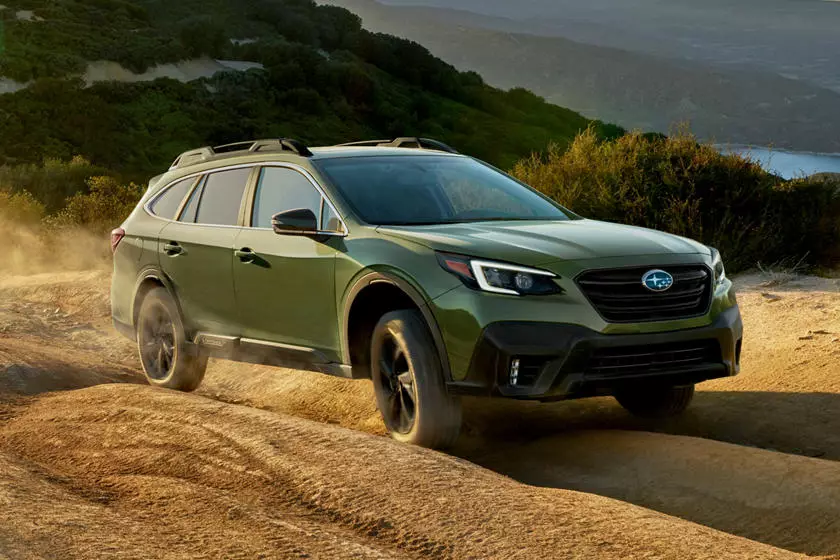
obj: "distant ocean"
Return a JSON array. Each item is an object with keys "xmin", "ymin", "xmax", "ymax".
[{"xmin": 719, "ymin": 146, "xmax": 840, "ymax": 180}]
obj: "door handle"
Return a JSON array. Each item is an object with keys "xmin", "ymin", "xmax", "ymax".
[
  {"xmin": 235, "ymin": 247, "xmax": 255, "ymax": 263},
  {"xmin": 163, "ymin": 242, "xmax": 182, "ymax": 256}
]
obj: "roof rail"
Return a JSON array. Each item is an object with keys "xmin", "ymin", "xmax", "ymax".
[
  {"xmin": 247, "ymin": 138, "xmax": 313, "ymax": 157},
  {"xmin": 169, "ymin": 147, "xmax": 215, "ymax": 170},
  {"xmin": 337, "ymin": 137, "xmax": 459, "ymax": 154},
  {"xmin": 169, "ymin": 138, "xmax": 313, "ymax": 170}
]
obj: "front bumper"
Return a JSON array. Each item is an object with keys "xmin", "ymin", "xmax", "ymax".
[{"xmin": 447, "ymin": 305, "xmax": 742, "ymax": 400}]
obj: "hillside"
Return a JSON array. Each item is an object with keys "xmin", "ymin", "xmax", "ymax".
[
  {"xmin": 0, "ymin": 0, "xmax": 619, "ymax": 175},
  {"xmin": 0, "ymin": 263, "xmax": 840, "ymax": 557},
  {"xmin": 322, "ymin": 0, "xmax": 840, "ymax": 153}
]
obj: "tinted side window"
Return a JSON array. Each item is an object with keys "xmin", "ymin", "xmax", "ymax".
[
  {"xmin": 320, "ymin": 203, "xmax": 343, "ymax": 233},
  {"xmin": 179, "ymin": 176, "xmax": 205, "ymax": 223},
  {"xmin": 252, "ymin": 167, "xmax": 323, "ymax": 228},
  {"xmin": 149, "ymin": 178, "xmax": 195, "ymax": 219},
  {"xmin": 195, "ymin": 168, "xmax": 252, "ymax": 226}
]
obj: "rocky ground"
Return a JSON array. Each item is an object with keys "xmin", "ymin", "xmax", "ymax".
[{"xmin": 0, "ymin": 269, "xmax": 838, "ymax": 558}]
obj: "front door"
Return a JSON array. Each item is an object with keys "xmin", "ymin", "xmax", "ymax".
[
  {"xmin": 233, "ymin": 165, "xmax": 343, "ymax": 360},
  {"xmin": 159, "ymin": 166, "xmax": 254, "ymax": 336}
]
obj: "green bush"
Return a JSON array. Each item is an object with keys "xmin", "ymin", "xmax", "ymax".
[
  {"xmin": 47, "ymin": 175, "xmax": 144, "ymax": 233},
  {"xmin": 0, "ymin": 156, "xmax": 109, "ymax": 212},
  {"xmin": 0, "ymin": 189, "xmax": 46, "ymax": 224},
  {"xmin": 512, "ymin": 129, "xmax": 840, "ymax": 271},
  {"xmin": 0, "ymin": 0, "xmax": 603, "ymax": 175}
]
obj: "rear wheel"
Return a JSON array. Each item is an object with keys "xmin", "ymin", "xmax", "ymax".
[
  {"xmin": 136, "ymin": 287, "xmax": 207, "ymax": 392},
  {"xmin": 615, "ymin": 384, "xmax": 695, "ymax": 418},
  {"xmin": 370, "ymin": 310, "xmax": 462, "ymax": 449}
]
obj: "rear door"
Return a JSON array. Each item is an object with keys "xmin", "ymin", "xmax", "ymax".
[
  {"xmin": 159, "ymin": 166, "xmax": 255, "ymax": 336},
  {"xmin": 232, "ymin": 165, "xmax": 344, "ymax": 359}
]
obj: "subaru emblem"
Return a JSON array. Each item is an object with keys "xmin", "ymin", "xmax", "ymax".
[{"xmin": 642, "ymin": 269, "xmax": 674, "ymax": 292}]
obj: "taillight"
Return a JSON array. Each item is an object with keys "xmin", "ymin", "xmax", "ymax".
[{"xmin": 110, "ymin": 227, "xmax": 126, "ymax": 254}]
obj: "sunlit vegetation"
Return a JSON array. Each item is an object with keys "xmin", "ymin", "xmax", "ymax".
[
  {"xmin": 0, "ymin": 0, "xmax": 619, "ymax": 175},
  {"xmin": 513, "ymin": 129, "xmax": 840, "ymax": 270},
  {"xmin": 2, "ymin": 0, "xmax": 835, "ymax": 271}
]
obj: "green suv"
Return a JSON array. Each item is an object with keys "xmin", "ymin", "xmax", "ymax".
[{"xmin": 111, "ymin": 137, "xmax": 742, "ymax": 449}]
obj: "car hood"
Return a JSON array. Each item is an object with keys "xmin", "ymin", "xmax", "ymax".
[{"xmin": 377, "ymin": 219, "xmax": 709, "ymax": 266}]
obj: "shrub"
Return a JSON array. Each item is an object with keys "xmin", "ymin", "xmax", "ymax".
[
  {"xmin": 47, "ymin": 175, "xmax": 144, "ymax": 233},
  {"xmin": 512, "ymin": 129, "xmax": 840, "ymax": 271},
  {"xmin": 0, "ymin": 186, "xmax": 109, "ymax": 274},
  {"xmin": 0, "ymin": 156, "xmax": 108, "ymax": 212},
  {"xmin": 0, "ymin": 189, "xmax": 46, "ymax": 224}
]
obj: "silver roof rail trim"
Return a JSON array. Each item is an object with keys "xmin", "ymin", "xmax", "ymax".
[
  {"xmin": 336, "ymin": 137, "xmax": 459, "ymax": 154},
  {"xmin": 169, "ymin": 147, "xmax": 214, "ymax": 170},
  {"xmin": 169, "ymin": 139, "xmax": 312, "ymax": 170}
]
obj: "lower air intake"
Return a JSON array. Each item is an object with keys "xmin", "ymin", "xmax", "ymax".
[{"xmin": 586, "ymin": 340, "xmax": 722, "ymax": 379}]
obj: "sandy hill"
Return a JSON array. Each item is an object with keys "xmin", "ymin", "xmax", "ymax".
[{"xmin": 0, "ymin": 270, "xmax": 838, "ymax": 558}]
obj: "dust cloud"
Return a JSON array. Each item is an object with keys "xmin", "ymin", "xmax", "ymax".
[{"xmin": 0, "ymin": 211, "xmax": 111, "ymax": 275}]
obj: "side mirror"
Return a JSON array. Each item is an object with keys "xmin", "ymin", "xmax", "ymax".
[{"xmin": 271, "ymin": 208, "xmax": 318, "ymax": 235}]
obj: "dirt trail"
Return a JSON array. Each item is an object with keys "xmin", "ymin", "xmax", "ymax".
[
  {"xmin": 0, "ymin": 385, "xmax": 807, "ymax": 559},
  {"xmin": 0, "ymin": 270, "xmax": 839, "ymax": 558},
  {"xmin": 471, "ymin": 431, "xmax": 840, "ymax": 556}
]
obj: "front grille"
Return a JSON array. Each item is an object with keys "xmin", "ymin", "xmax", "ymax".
[
  {"xmin": 586, "ymin": 340, "xmax": 721, "ymax": 379},
  {"xmin": 576, "ymin": 265, "xmax": 712, "ymax": 323}
]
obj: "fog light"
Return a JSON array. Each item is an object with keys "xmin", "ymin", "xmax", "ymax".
[{"xmin": 510, "ymin": 358, "xmax": 520, "ymax": 386}]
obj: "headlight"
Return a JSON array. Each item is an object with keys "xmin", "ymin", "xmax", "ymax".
[
  {"xmin": 437, "ymin": 253, "xmax": 562, "ymax": 296},
  {"xmin": 710, "ymin": 247, "xmax": 726, "ymax": 287}
]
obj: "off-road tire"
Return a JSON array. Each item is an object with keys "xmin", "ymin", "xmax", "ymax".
[
  {"xmin": 136, "ymin": 287, "xmax": 207, "ymax": 392},
  {"xmin": 615, "ymin": 384, "xmax": 695, "ymax": 418},
  {"xmin": 370, "ymin": 310, "xmax": 462, "ymax": 449}
]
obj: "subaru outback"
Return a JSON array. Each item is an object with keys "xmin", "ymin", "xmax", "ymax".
[{"xmin": 111, "ymin": 137, "xmax": 743, "ymax": 449}]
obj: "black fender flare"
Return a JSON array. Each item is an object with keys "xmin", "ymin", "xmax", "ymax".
[
  {"xmin": 340, "ymin": 271, "xmax": 452, "ymax": 381},
  {"xmin": 130, "ymin": 267, "xmax": 182, "ymax": 328}
]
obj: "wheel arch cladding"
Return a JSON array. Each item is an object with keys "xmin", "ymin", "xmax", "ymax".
[
  {"xmin": 342, "ymin": 272, "xmax": 452, "ymax": 381},
  {"xmin": 132, "ymin": 272, "xmax": 180, "ymax": 331}
]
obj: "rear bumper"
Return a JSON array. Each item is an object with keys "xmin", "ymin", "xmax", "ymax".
[{"xmin": 447, "ymin": 305, "xmax": 742, "ymax": 400}]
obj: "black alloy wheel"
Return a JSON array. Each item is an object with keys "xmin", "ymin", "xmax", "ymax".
[
  {"xmin": 370, "ymin": 310, "xmax": 462, "ymax": 449},
  {"xmin": 139, "ymin": 302, "xmax": 176, "ymax": 380},
  {"xmin": 376, "ymin": 332, "xmax": 418, "ymax": 434}
]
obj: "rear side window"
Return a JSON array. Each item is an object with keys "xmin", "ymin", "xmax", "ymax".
[
  {"xmin": 149, "ymin": 178, "xmax": 195, "ymax": 219},
  {"xmin": 252, "ymin": 167, "xmax": 323, "ymax": 228},
  {"xmin": 194, "ymin": 168, "xmax": 252, "ymax": 226},
  {"xmin": 179, "ymin": 176, "xmax": 205, "ymax": 223}
]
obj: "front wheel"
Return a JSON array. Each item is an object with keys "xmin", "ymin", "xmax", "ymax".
[
  {"xmin": 370, "ymin": 310, "xmax": 462, "ymax": 449},
  {"xmin": 136, "ymin": 287, "xmax": 207, "ymax": 392},
  {"xmin": 615, "ymin": 384, "xmax": 695, "ymax": 418}
]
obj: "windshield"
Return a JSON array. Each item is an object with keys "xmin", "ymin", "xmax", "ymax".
[{"xmin": 316, "ymin": 155, "xmax": 573, "ymax": 226}]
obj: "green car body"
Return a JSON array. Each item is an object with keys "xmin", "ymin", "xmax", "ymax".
[{"xmin": 111, "ymin": 138, "xmax": 742, "ymax": 447}]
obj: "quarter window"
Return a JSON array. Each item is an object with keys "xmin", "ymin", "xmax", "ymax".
[
  {"xmin": 179, "ymin": 176, "xmax": 205, "ymax": 223},
  {"xmin": 320, "ymin": 202, "xmax": 343, "ymax": 233},
  {"xmin": 252, "ymin": 167, "xmax": 324, "ymax": 229},
  {"xmin": 194, "ymin": 168, "xmax": 252, "ymax": 226},
  {"xmin": 149, "ymin": 177, "xmax": 195, "ymax": 219}
]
